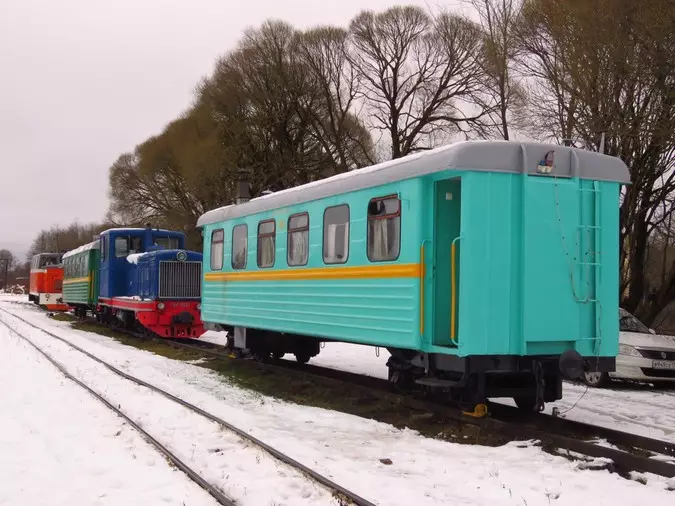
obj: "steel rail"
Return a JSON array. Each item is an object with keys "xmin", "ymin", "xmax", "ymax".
[
  {"xmin": 0, "ymin": 307, "xmax": 376, "ymax": 506},
  {"xmin": 0, "ymin": 317, "xmax": 236, "ymax": 506},
  {"xmin": 160, "ymin": 337, "xmax": 675, "ymax": 479}
]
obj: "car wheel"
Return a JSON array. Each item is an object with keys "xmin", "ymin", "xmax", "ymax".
[{"xmin": 583, "ymin": 371, "xmax": 608, "ymax": 388}]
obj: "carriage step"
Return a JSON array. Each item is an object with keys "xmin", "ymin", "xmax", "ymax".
[{"xmin": 415, "ymin": 377, "xmax": 461, "ymax": 388}]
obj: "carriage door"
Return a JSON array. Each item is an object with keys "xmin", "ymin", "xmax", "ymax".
[{"xmin": 433, "ymin": 178, "xmax": 461, "ymax": 347}]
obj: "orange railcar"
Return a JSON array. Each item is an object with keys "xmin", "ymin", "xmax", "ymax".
[{"xmin": 29, "ymin": 253, "xmax": 68, "ymax": 311}]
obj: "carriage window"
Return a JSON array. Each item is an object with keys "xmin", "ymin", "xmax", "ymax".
[
  {"xmin": 367, "ymin": 196, "xmax": 401, "ymax": 262},
  {"xmin": 287, "ymin": 213, "xmax": 309, "ymax": 266},
  {"xmin": 232, "ymin": 224, "xmax": 248, "ymax": 270},
  {"xmin": 210, "ymin": 229, "xmax": 224, "ymax": 271},
  {"xmin": 257, "ymin": 220, "xmax": 276, "ymax": 268},
  {"xmin": 114, "ymin": 237, "xmax": 128, "ymax": 257},
  {"xmin": 323, "ymin": 205, "xmax": 349, "ymax": 264}
]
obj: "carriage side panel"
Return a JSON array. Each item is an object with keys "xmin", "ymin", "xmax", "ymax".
[{"xmin": 202, "ymin": 180, "xmax": 424, "ymax": 350}]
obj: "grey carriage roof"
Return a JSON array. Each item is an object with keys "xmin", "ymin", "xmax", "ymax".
[
  {"xmin": 62, "ymin": 239, "xmax": 100, "ymax": 260},
  {"xmin": 197, "ymin": 140, "xmax": 631, "ymax": 226}
]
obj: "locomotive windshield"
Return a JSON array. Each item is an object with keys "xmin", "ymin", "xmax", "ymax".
[
  {"xmin": 39, "ymin": 254, "xmax": 61, "ymax": 268},
  {"xmin": 154, "ymin": 237, "xmax": 180, "ymax": 250}
]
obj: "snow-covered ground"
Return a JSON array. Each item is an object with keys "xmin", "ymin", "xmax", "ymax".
[
  {"xmin": 0, "ymin": 316, "xmax": 217, "ymax": 506},
  {"xmin": 2, "ymin": 294, "xmax": 674, "ymax": 505},
  {"xmin": 204, "ymin": 330, "xmax": 675, "ymax": 443}
]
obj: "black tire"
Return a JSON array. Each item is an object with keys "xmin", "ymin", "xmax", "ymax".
[{"xmin": 582, "ymin": 371, "xmax": 609, "ymax": 388}]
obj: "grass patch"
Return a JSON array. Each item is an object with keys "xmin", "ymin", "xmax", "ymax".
[
  {"xmin": 64, "ymin": 320, "xmax": 508, "ymax": 446},
  {"xmin": 70, "ymin": 321, "xmax": 205, "ymax": 361},
  {"xmin": 49, "ymin": 312, "xmax": 77, "ymax": 322}
]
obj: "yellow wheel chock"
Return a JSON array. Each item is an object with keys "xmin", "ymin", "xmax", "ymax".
[{"xmin": 463, "ymin": 403, "xmax": 488, "ymax": 418}]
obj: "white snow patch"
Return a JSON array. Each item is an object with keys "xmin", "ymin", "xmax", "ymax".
[
  {"xmin": 126, "ymin": 253, "xmax": 146, "ymax": 264},
  {"xmin": 2, "ymin": 296, "xmax": 674, "ymax": 503},
  {"xmin": 0, "ymin": 321, "xmax": 217, "ymax": 506}
]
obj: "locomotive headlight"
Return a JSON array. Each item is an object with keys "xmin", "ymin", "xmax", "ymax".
[
  {"xmin": 197, "ymin": 303, "xmax": 201, "ymax": 310},
  {"xmin": 157, "ymin": 302, "xmax": 166, "ymax": 310}
]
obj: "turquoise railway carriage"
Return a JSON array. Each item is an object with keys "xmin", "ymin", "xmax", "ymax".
[{"xmin": 197, "ymin": 140, "xmax": 630, "ymax": 411}]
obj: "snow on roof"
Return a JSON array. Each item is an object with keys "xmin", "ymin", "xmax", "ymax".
[
  {"xmin": 101, "ymin": 228, "xmax": 178, "ymax": 234},
  {"xmin": 197, "ymin": 140, "xmax": 631, "ymax": 226},
  {"xmin": 62, "ymin": 240, "xmax": 100, "ymax": 260}
]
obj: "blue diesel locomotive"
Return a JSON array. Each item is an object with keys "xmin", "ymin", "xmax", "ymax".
[{"xmin": 62, "ymin": 226, "xmax": 205, "ymax": 338}]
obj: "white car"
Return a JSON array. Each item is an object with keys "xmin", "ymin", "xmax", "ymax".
[{"xmin": 583, "ymin": 308, "xmax": 675, "ymax": 387}]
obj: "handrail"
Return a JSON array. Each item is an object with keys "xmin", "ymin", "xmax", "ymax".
[
  {"xmin": 419, "ymin": 241, "xmax": 427, "ymax": 336},
  {"xmin": 450, "ymin": 236, "xmax": 462, "ymax": 345}
]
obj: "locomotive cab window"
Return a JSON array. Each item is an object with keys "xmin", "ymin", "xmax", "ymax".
[
  {"xmin": 257, "ymin": 220, "xmax": 276, "ymax": 268},
  {"xmin": 154, "ymin": 237, "xmax": 180, "ymax": 250},
  {"xmin": 232, "ymin": 224, "xmax": 248, "ymax": 270},
  {"xmin": 129, "ymin": 237, "xmax": 142, "ymax": 254},
  {"xmin": 115, "ymin": 236, "xmax": 142, "ymax": 257},
  {"xmin": 210, "ymin": 229, "xmax": 224, "ymax": 271},
  {"xmin": 288, "ymin": 213, "xmax": 309, "ymax": 266},
  {"xmin": 323, "ymin": 204, "xmax": 349, "ymax": 264},
  {"xmin": 114, "ymin": 237, "xmax": 127, "ymax": 257},
  {"xmin": 367, "ymin": 195, "xmax": 401, "ymax": 262}
]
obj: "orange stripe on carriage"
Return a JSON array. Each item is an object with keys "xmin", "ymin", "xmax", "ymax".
[{"xmin": 204, "ymin": 262, "xmax": 421, "ymax": 282}]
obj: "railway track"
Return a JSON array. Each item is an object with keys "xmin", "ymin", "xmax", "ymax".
[
  {"xmin": 163, "ymin": 337, "xmax": 675, "ymax": 480},
  {"xmin": 0, "ymin": 307, "xmax": 376, "ymax": 506},
  {"xmin": 6, "ymin": 303, "xmax": 675, "ymax": 482}
]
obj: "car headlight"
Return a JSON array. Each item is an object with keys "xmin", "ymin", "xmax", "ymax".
[
  {"xmin": 157, "ymin": 302, "xmax": 165, "ymax": 310},
  {"xmin": 619, "ymin": 344, "xmax": 642, "ymax": 357}
]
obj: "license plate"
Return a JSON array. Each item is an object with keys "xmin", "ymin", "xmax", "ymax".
[{"xmin": 652, "ymin": 360, "xmax": 675, "ymax": 370}]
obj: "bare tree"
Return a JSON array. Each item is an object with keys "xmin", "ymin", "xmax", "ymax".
[
  {"xmin": 199, "ymin": 20, "xmax": 374, "ymax": 193},
  {"xmin": 518, "ymin": 0, "xmax": 675, "ymax": 324},
  {"xmin": 468, "ymin": 0, "xmax": 524, "ymax": 139},
  {"xmin": 348, "ymin": 5, "xmax": 487, "ymax": 159},
  {"xmin": 0, "ymin": 249, "xmax": 14, "ymax": 291},
  {"xmin": 295, "ymin": 26, "xmax": 375, "ymax": 170},
  {"xmin": 27, "ymin": 222, "xmax": 109, "ymax": 258}
]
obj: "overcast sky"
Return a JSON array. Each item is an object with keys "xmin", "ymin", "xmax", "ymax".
[{"xmin": 0, "ymin": 0, "xmax": 467, "ymax": 259}]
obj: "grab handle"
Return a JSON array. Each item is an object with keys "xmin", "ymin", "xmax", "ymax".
[{"xmin": 450, "ymin": 236, "xmax": 462, "ymax": 345}]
